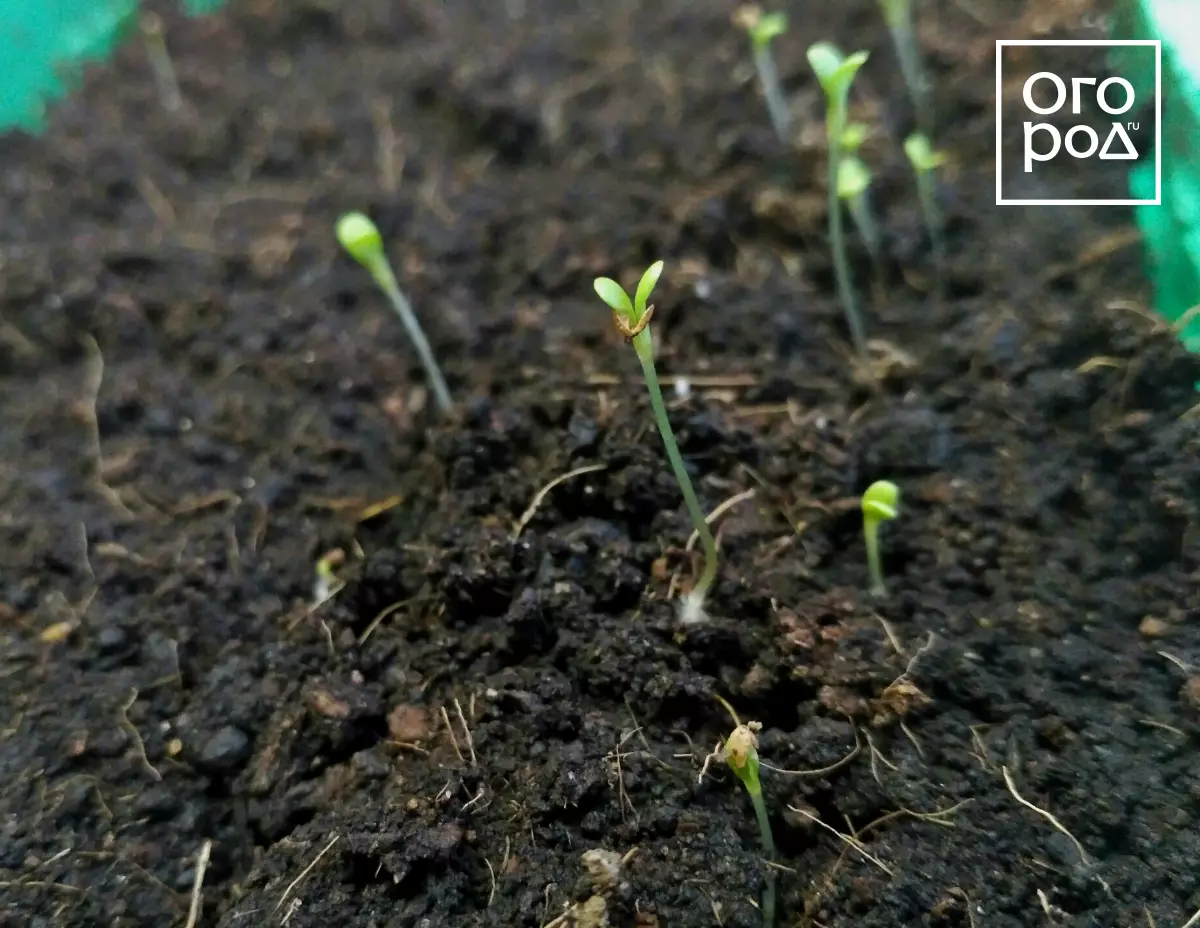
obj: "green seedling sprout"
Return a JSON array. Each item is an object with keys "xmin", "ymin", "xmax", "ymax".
[
  {"xmin": 878, "ymin": 0, "xmax": 933, "ymax": 137},
  {"xmin": 593, "ymin": 262, "xmax": 718, "ymax": 625},
  {"xmin": 807, "ymin": 42, "xmax": 870, "ymax": 362},
  {"xmin": 904, "ymin": 133, "xmax": 948, "ymax": 295},
  {"xmin": 840, "ymin": 121, "xmax": 870, "ymax": 155},
  {"xmin": 335, "ymin": 211, "xmax": 453, "ymax": 414},
  {"xmin": 735, "ymin": 5, "xmax": 791, "ymax": 145},
  {"xmin": 862, "ymin": 480, "xmax": 900, "ymax": 596},
  {"xmin": 836, "ymin": 155, "xmax": 883, "ymax": 290},
  {"xmin": 703, "ymin": 696, "xmax": 776, "ymax": 927}
]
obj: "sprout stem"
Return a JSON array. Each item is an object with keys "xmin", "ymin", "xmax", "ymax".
[
  {"xmin": 915, "ymin": 172, "xmax": 945, "ymax": 293},
  {"xmin": 864, "ymin": 519, "xmax": 885, "ymax": 596},
  {"xmin": 736, "ymin": 7, "xmax": 791, "ymax": 145},
  {"xmin": 828, "ymin": 146, "xmax": 866, "ymax": 359},
  {"xmin": 808, "ymin": 44, "xmax": 870, "ymax": 362},
  {"xmin": 879, "ymin": 0, "xmax": 933, "ymax": 136},
  {"xmin": 753, "ymin": 44, "xmax": 791, "ymax": 145},
  {"xmin": 904, "ymin": 134, "xmax": 948, "ymax": 299},
  {"xmin": 369, "ymin": 260, "xmax": 453, "ymax": 414},
  {"xmin": 594, "ymin": 263, "xmax": 720, "ymax": 620},
  {"xmin": 745, "ymin": 779, "xmax": 777, "ymax": 927},
  {"xmin": 634, "ymin": 339, "xmax": 719, "ymax": 612}
]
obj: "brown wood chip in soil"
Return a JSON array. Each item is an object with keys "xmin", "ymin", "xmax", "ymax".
[{"xmin": 1, "ymin": 1, "xmax": 1198, "ymax": 926}]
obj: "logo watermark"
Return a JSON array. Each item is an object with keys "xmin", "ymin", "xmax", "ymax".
[{"xmin": 995, "ymin": 40, "xmax": 1161, "ymax": 206}]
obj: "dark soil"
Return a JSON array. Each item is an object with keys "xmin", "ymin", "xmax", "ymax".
[{"xmin": 2, "ymin": 1, "xmax": 1199, "ymax": 926}]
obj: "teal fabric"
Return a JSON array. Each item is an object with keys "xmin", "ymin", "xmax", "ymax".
[
  {"xmin": 0, "ymin": 0, "xmax": 223, "ymax": 130},
  {"xmin": 1126, "ymin": 0, "xmax": 1200, "ymax": 344}
]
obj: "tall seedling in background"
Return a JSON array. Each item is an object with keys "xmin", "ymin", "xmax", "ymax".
[
  {"xmin": 593, "ymin": 263, "xmax": 719, "ymax": 625},
  {"xmin": 336, "ymin": 212, "xmax": 453, "ymax": 414},
  {"xmin": 735, "ymin": 5, "xmax": 791, "ymax": 145},
  {"xmin": 808, "ymin": 43, "xmax": 870, "ymax": 362},
  {"xmin": 878, "ymin": 0, "xmax": 933, "ymax": 137},
  {"xmin": 836, "ymin": 130, "xmax": 884, "ymax": 298},
  {"xmin": 904, "ymin": 133, "xmax": 948, "ymax": 296}
]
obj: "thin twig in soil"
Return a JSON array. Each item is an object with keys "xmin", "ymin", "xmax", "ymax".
[
  {"xmin": 359, "ymin": 596, "xmax": 425, "ymax": 646},
  {"xmin": 484, "ymin": 856, "xmax": 497, "ymax": 907},
  {"xmin": 624, "ymin": 697, "xmax": 679, "ymax": 772},
  {"xmin": 899, "ymin": 721, "xmax": 926, "ymax": 761},
  {"xmin": 1180, "ymin": 906, "xmax": 1200, "ymax": 928},
  {"xmin": 787, "ymin": 805, "xmax": 894, "ymax": 876},
  {"xmin": 511, "ymin": 464, "xmax": 606, "ymax": 541},
  {"xmin": 684, "ymin": 488, "xmax": 757, "ymax": 553},
  {"xmin": 183, "ymin": 839, "xmax": 213, "ymax": 928},
  {"xmin": 0, "ymin": 879, "xmax": 85, "ymax": 895},
  {"xmin": 605, "ymin": 728, "xmax": 641, "ymax": 823},
  {"xmin": 1001, "ymin": 766, "xmax": 1090, "ymax": 867},
  {"xmin": 439, "ymin": 706, "xmax": 465, "ymax": 764},
  {"xmin": 760, "ymin": 729, "xmax": 861, "ymax": 777},
  {"xmin": 1139, "ymin": 719, "xmax": 1186, "ymax": 739},
  {"xmin": 371, "ymin": 97, "xmax": 404, "ymax": 194},
  {"xmin": 79, "ymin": 336, "xmax": 135, "ymax": 517},
  {"xmin": 875, "ymin": 613, "xmax": 905, "ymax": 655},
  {"xmin": 865, "ymin": 732, "xmax": 898, "ymax": 786},
  {"xmin": 274, "ymin": 834, "xmax": 339, "ymax": 913},
  {"xmin": 685, "ymin": 879, "xmax": 725, "ymax": 925},
  {"xmin": 118, "ymin": 689, "xmax": 162, "ymax": 781},
  {"xmin": 1158, "ymin": 651, "xmax": 1193, "ymax": 674},
  {"xmin": 453, "ymin": 698, "xmax": 477, "ymax": 767},
  {"xmin": 668, "ymin": 488, "xmax": 757, "ymax": 600},
  {"xmin": 139, "ymin": 13, "xmax": 183, "ymax": 112},
  {"xmin": 968, "ymin": 724, "xmax": 996, "ymax": 772}
]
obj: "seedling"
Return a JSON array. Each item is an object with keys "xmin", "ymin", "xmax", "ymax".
[
  {"xmin": 592, "ymin": 263, "xmax": 718, "ymax": 624},
  {"xmin": 904, "ymin": 133, "xmax": 948, "ymax": 294},
  {"xmin": 335, "ymin": 211, "xmax": 453, "ymax": 414},
  {"xmin": 840, "ymin": 121, "xmax": 870, "ymax": 155},
  {"xmin": 735, "ymin": 5, "xmax": 791, "ymax": 145},
  {"xmin": 836, "ymin": 155, "xmax": 883, "ymax": 290},
  {"xmin": 862, "ymin": 480, "xmax": 900, "ymax": 596},
  {"xmin": 807, "ymin": 42, "xmax": 870, "ymax": 361},
  {"xmin": 878, "ymin": 0, "xmax": 933, "ymax": 137},
  {"xmin": 701, "ymin": 699, "xmax": 776, "ymax": 927}
]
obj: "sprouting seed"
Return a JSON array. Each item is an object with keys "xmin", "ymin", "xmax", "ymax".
[
  {"xmin": 862, "ymin": 480, "xmax": 900, "ymax": 596},
  {"xmin": 807, "ymin": 42, "xmax": 870, "ymax": 362},
  {"xmin": 593, "ymin": 262, "xmax": 718, "ymax": 625},
  {"xmin": 336, "ymin": 211, "xmax": 452, "ymax": 414},
  {"xmin": 734, "ymin": 5, "xmax": 791, "ymax": 145},
  {"xmin": 904, "ymin": 133, "xmax": 948, "ymax": 295},
  {"xmin": 836, "ymin": 155, "xmax": 883, "ymax": 289},
  {"xmin": 878, "ymin": 0, "xmax": 933, "ymax": 137},
  {"xmin": 702, "ymin": 697, "xmax": 777, "ymax": 927}
]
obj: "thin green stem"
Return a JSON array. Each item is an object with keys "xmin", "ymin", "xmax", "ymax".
[
  {"xmin": 828, "ymin": 125, "xmax": 867, "ymax": 360},
  {"xmin": 633, "ymin": 334, "xmax": 719, "ymax": 602},
  {"xmin": 864, "ymin": 519, "xmax": 884, "ymax": 596},
  {"xmin": 888, "ymin": 20, "xmax": 933, "ymax": 138},
  {"xmin": 741, "ymin": 768, "xmax": 776, "ymax": 928},
  {"xmin": 372, "ymin": 263, "xmax": 453, "ymax": 414},
  {"xmin": 753, "ymin": 45, "xmax": 791, "ymax": 145},
  {"xmin": 915, "ymin": 172, "xmax": 945, "ymax": 296}
]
